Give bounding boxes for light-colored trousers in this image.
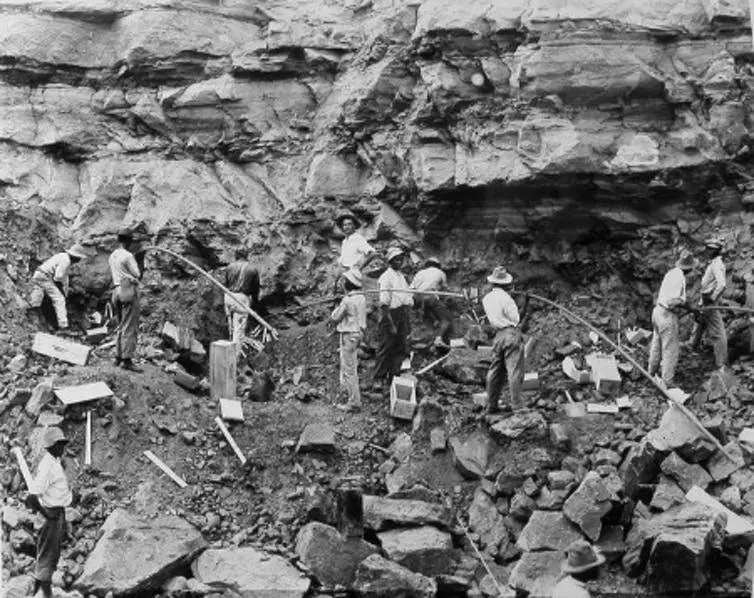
[340,331,362,406]
[29,275,68,328]
[224,292,249,345]
[648,305,679,386]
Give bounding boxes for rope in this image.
[455,515,509,598]
[512,291,737,463]
[144,246,278,338]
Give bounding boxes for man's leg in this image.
[341,332,362,407]
[427,298,452,344]
[707,309,728,368]
[486,332,506,414]
[660,311,680,386]
[373,315,394,388]
[392,306,411,379]
[505,330,525,409]
[647,308,662,376]
[119,292,141,368]
[35,512,64,598]
[41,279,68,329]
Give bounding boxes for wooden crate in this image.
[588,354,622,395]
[390,376,417,421]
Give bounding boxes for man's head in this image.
[561,539,605,582]
[386,247,405,270]
[43,427,69,458]
[336,212,359,236]
[117,226,134,248]
[425,256,442,269]
[343,268,363,292]
[487,266,514,288]
[704,236,724,258]
[66,244,88,264]
[676,253,697,273]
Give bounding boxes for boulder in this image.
[649,475,686,512]
[620,438,663,498]
[294,522,377,587]
[75,509,206,596]
[430,428,447,453]
[4,576,34,598]
[509,491,537,522]
[563,471,613,541]
[623,501,726,591]
[507,551,562,597]
[192,547,310,597]
[378,526,454,577]
[686,485,754,543]
[353,554,437,598]
[296,423,336,453]
[389,432,413,463]
[491,446,559,495]
[646,405,715,463]
[489,410,548,442]
[437,348,487,384]
[660,453,712,492]
[516,511,583,552]
[704,442,744,482]
[449,433,490,480]
[412,398,444,435]
[547,470,577,491]
[25,378,54,417]
[363,495,451,531]
[468,487,507,553]
[535,487,570,511]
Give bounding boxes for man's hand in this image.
[24,493,41,513]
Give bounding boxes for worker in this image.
[411,256,452,348]
[28,244,89,332]
[373,247,413,391]
[331,269,367,412]
[688,236,728,372]
[482,266,525,415]
[109,227,142,372]
[647,252,697,387]
[552,539,605,598]
[224,249,260,348]
[337,212,377,274]
[25,427,72,598]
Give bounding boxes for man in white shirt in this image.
[689,236,728,371]
[482,266,525,414]
[109,227,143,372]
[373,247,413,391]
[551,540,605,598]
[26,427,72,598]
[337,212,376,272]
[28,244,88,331]
[412,256,452,348]
[648,253,697,387]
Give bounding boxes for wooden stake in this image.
[85,411,92,466]
[210,340,237,400]
[215,417,247,465]
[143,450,187,488]
[416,353,450,376]
[11,448,33,489]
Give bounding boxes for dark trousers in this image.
[35,507,65,584]
[486,327,525,411]
[112,288,140,360]
[374,306,411,383]
[418,295,452,343]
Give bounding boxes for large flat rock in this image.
[517,510,584,552]
[508,550,562,597]
[75,509,206,596]
[192,547,310,597]
[353,554,437,598]
[378,526,455,577]
[363,495,452,531]
[563,471,612,542]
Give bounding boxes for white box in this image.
[220,398,244,422]
[522,372,539,391]
[390,376,417,421]
[589,354,621,395]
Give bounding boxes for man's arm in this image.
[125,254,142,282]
[331,299,347,323]
[712,262,726,302]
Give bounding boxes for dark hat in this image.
[704,236,724,250]
[425,256,441,267]
[117,226,134,239]
[561,540,606,575]
[335,211,360,229]
[676,253,697,271]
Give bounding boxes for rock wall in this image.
[1,0,753,298]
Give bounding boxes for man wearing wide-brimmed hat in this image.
[336,211,376,274]
[648,251,697,387]
[331,268,367,411]
[411,256,452,348]
[26,427,72,598]
[482,266,525,414]
[109,226,143,372]
[552,539,605,598]
[224,248,260,352]
[688,235,728,372]
[373,246,413,391]
[28,244,89,331]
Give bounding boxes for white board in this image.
[32,332,91,366]
[55,382,113,406]
[220,398,244,422]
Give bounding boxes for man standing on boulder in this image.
[482,266,525,415]
[336,211,376,275]
[689,236,728,372]
[373,247,413,391]
[647,252,697,387]
[26,427,72,598]
[109,227,143,372]
[224,248,260,349]
[28,244,88,332]
[411,256,453,348]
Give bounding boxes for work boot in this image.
[113,357,121,366]
[120,359,143,373]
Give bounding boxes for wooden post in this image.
[143,451,187,488]
[210,340,237,400]
[215,417,247,464]
[85,411,92,466]
[11,448,33,489]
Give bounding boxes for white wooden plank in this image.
[219,398,244,422]
[143,450,187,488]
[85,411,92,466]
[32,332,91,366]
[586,403,619,414]
[12,448,33,489]
[215,417,247,465]
[55,382,113,406]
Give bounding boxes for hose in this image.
[512,291,737,463]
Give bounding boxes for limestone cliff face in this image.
[1,0,753,298]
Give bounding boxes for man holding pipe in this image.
[109,227,143,372]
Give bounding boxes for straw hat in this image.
[117,226,134,240]
[561,540,606,575]
[425,256,442,268]
[66,244,88,260]
[487,266,513,285]
[335,211,360,229]
[705,236,724,250]
[386,247,404,263]
[343,268,363,288]
[43,427,69,449]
